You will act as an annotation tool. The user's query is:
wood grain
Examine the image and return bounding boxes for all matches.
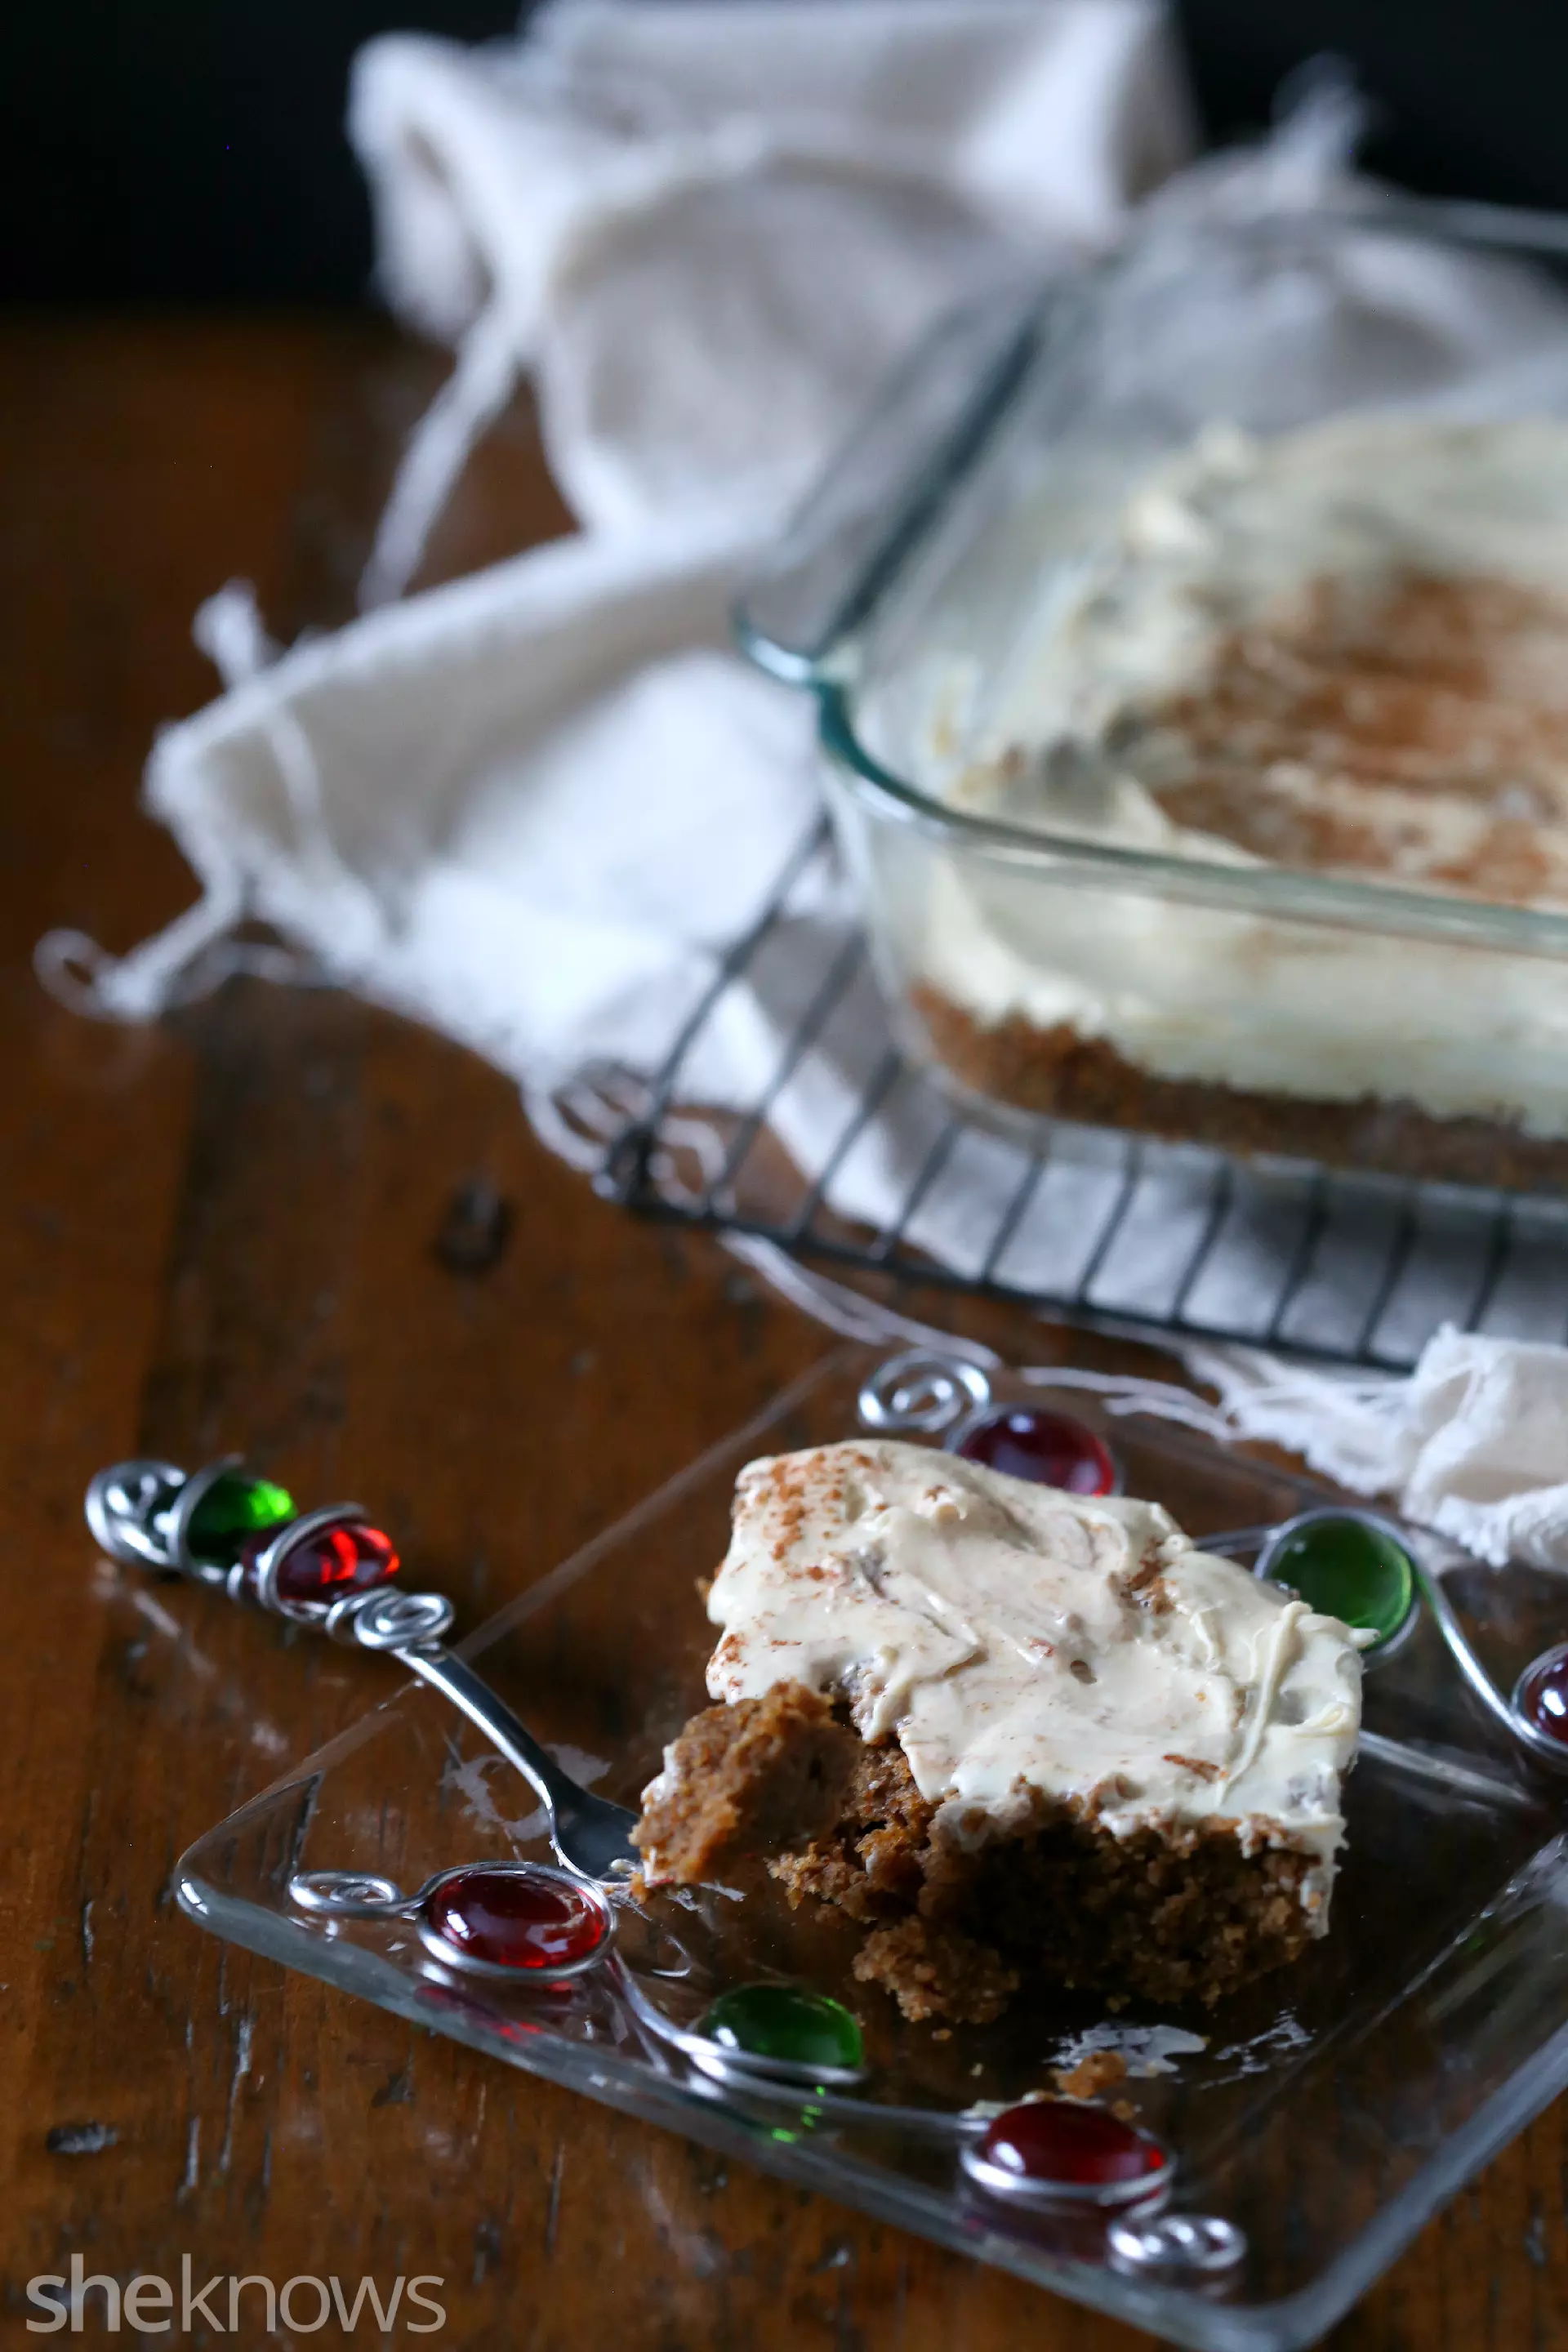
[1,310,1564,2350]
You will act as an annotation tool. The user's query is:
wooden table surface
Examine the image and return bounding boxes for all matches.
[2,310,1565,2351]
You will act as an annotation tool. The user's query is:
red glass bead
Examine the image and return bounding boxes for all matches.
[955,1409,1116,1497]
[1517,1646,1568,1745]
[425,1867,608,1971]
[982,2100,1167,2194]
[256,1519,400,1605]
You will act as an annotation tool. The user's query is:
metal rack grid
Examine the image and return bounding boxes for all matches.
[597,820,1568,1371]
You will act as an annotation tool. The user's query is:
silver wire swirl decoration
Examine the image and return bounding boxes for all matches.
[1108,2212,1246,2274]
[288,1871,408,1918]
[330,1588,457,1648]
[856,1348,993,1435]
[86,1457,200,1572]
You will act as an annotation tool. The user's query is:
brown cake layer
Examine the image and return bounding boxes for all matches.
[771,1741,1313,2024]
[632,1682,858,1886]
[634,1698,1317,2025]
[912,981,1568,1192]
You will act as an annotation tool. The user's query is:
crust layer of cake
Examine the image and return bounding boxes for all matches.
[633,1682,858,1886]
[913,981,1568,1192]
[770,1741,1314,2021]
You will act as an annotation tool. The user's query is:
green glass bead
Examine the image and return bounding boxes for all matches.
[186,1472,296,1568]
[702,1984,864,2073]
[1263,1514,1414,1647]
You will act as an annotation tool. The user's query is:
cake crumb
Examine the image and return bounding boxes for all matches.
[1054,2049,1129,2100]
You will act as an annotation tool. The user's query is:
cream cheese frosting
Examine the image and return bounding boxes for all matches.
[911,413,1568,1136]
[967,413,1568,820]
[706,1439,1365,1922]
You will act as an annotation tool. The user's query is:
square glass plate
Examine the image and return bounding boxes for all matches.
[176,1345,1568,2350]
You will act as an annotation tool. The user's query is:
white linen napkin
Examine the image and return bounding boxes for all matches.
[349,0,1191,587]
[1134,1328,1568,1571]
[977,1325,1568,1568]
[40,0,1195,1154]
[38,3,1568,1568]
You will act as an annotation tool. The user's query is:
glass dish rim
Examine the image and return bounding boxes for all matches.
[746,192,1568,960]
[174,1860,1568,2352]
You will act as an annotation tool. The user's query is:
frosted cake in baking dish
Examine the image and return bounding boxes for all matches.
[911,412,1568,1185]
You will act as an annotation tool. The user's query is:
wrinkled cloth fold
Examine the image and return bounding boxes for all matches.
[350,1,1190,564]
[1013,1327,1568,1570]
[46,0,1192,1147]
[1185,1330,1568,1570]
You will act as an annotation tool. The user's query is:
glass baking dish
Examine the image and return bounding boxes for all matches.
[738,193,1568,1196]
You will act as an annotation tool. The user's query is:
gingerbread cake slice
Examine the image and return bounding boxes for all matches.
[634,1440,1365,2023]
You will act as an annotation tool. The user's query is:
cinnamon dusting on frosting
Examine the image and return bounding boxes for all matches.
[1143,570,1568,900]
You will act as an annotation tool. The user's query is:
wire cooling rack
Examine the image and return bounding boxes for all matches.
[595,819,1568,1372]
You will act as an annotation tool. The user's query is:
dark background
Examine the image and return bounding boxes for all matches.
[1,2,1562,304]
